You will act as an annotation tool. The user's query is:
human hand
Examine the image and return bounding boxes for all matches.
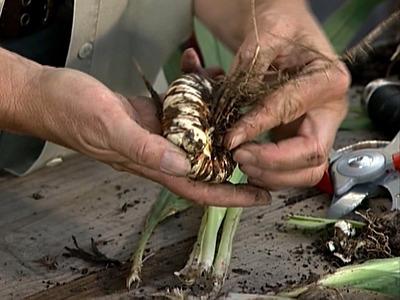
[224,1,350,190]
[6,54,269,207]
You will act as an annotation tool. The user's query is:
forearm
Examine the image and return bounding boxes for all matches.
[194,0,309,52]
[0,47,43,132]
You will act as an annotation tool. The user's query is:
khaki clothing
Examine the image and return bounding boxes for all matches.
[0,0,193,175]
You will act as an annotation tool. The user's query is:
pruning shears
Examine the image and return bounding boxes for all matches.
[316,78,400,218]
[317,131,400,218]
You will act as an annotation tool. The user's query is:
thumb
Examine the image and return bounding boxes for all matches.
[112,117,191,176]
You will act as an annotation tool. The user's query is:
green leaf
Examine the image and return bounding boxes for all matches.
[319,258,400,296]
[126,189,192,288]
[323,0,384,53]
[229,166,247,184]
[194,18,234,72]
[286,214,365,231]
[163,49,183,84]
[282,258,400,297]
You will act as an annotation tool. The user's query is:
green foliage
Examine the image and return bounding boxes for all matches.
[286,214,365,231]
[319,257,400,296]
[323,0,384,53]
[193,19,234,72]
[126,189,192,287]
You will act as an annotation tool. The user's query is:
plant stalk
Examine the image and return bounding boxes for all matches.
[126,189,192,289]
[213,207,243,287]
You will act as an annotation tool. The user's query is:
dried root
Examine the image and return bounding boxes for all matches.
[63,236,121,267]
[326,210,400,264]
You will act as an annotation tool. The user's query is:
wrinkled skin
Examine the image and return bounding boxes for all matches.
[219,1,351,190]
[1,0,350,207]
[1,47,270,207]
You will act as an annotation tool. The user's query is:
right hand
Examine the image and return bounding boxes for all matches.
[7,54,270,207]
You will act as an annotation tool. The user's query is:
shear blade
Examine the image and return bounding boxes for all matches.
[327,185,369,218]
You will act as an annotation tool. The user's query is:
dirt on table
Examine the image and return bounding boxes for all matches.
[321,210,400,265]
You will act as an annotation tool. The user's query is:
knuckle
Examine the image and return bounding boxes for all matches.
[331,62,351,96]
[305,166,325,187]
[259,13,291,37]
[131,136,151,165]
[248,177,263,188]
[278,94,303,124]
[243,103,273,135]
[337,72,351,94]
[265,159,278,171]
[307,140,328,166]
[263,144,280,170]
[194,186,210,206]
[239,45,257,65]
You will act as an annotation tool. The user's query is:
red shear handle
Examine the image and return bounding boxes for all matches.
[316,170,334,195]
[393,152,400,171]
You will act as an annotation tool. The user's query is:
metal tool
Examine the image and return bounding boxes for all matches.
[317,131,400,218]
[363,79,400,137]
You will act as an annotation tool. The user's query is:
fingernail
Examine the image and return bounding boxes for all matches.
[228,130,247,150]
[234,149,256,165]
[160,150,191,176]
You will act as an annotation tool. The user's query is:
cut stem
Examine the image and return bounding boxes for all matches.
[199,207,228,272]
[286,214,365,231]
[175,167,247,289]
[211,168,247,292]
[175,206,228,284]
[212,207,243,287]
[126,189,192,289]
[174,206,213,284]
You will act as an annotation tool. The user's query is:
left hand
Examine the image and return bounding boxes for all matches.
[223,1,350,190]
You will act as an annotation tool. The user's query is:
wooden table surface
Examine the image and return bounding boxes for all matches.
[0,126,385,300]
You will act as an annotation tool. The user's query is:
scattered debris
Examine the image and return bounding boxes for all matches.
[232,268,251,276]
[63,236,121,267]
[34,255,58,271]
[325,210,400,264]
[121,202,134,213]
[284,190,322,207]
[31,192,44,200]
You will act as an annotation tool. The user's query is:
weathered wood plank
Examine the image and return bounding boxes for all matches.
[0,154,203,299]
[0,127,387,299]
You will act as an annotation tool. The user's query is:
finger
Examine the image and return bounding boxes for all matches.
[204,66,225,78]
[111,116,191,177]
[180,48,225,78]
[113,162,271,207]
[180,48,203,73]
[233,136,327,172]
[127,97,162,134]
[245,164,327,190]
[234,104,347,173]
[225,61,349,149]
[229,29,283,77]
